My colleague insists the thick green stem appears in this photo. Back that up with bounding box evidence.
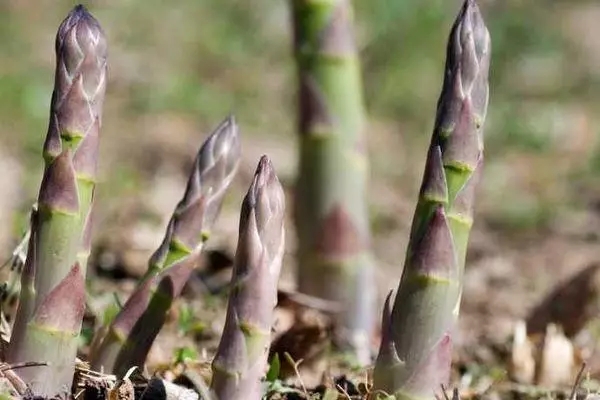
[292,0,375,363]
[373,208,458,399]
[7,6,107,397]
[372,1,491,398]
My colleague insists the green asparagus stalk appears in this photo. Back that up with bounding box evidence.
[211,156,285,400]
[291,0,375,363]
[372,208,457,399]
[7,5,107,397]
[372,1,491,398]
[90,117,240,376]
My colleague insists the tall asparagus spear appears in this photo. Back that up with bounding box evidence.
[211,156,285,400]
[90,117,240,376]
[291,0,375,363]
[7,5,107,397]
[372,1,491,398]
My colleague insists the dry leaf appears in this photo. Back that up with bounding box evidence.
[527,264,600,338]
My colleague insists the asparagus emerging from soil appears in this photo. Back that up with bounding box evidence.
[90,117,240,376]
[291,0,375,363]
[211,156,285,400]
[8,5,107,396]
[372,1,491,398]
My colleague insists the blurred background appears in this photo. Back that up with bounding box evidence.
[0,0,599,370]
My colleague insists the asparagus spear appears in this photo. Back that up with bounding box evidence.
[211,156,285,400]
[291,0,375,363]
[90,117,240,376]
[7,5,107,396]
[372,1,491,398]
[147,116,241,276]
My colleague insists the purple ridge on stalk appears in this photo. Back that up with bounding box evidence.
[30,263,86,332]
[374,206,458,398]
[37,150,79,214]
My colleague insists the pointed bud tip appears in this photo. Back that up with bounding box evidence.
[238,156,285,261]
[57,4,105,48]
[243,155,283,215]
[459,0,490,55]
[224,114,237,129]
[255,155,277,188]
[204,114,241,169]
[62,4,101,30]
[72,4,89,14]
[219,114,241,151]
[462,0,481,17]
[214,114,238,137]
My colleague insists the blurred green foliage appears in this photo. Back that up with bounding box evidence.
[0,0,598,235]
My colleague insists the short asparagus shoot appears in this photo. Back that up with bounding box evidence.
[90,117,241,376]
[211,156,286,400]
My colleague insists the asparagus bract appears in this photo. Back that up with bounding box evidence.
[372,1,491,398]
[291,0,375,363]
[90,117,240,376]
[211,156,285,400]
[8,5,107,396]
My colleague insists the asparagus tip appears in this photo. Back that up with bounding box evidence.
[214,114,239,150]
[456,0,490,55]
[224,113,237,128]
[245,155,282,214]
[255,155,277,186]
[72,4,89,15]
[58,3,104,41]
[196,115,241,186]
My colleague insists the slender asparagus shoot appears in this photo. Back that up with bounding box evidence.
[147,117,241,277]
[7,5,107,397]
[291,0,376,363]
[211,156,286,400]
[372,0,491,397]
[90,117,240,376]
